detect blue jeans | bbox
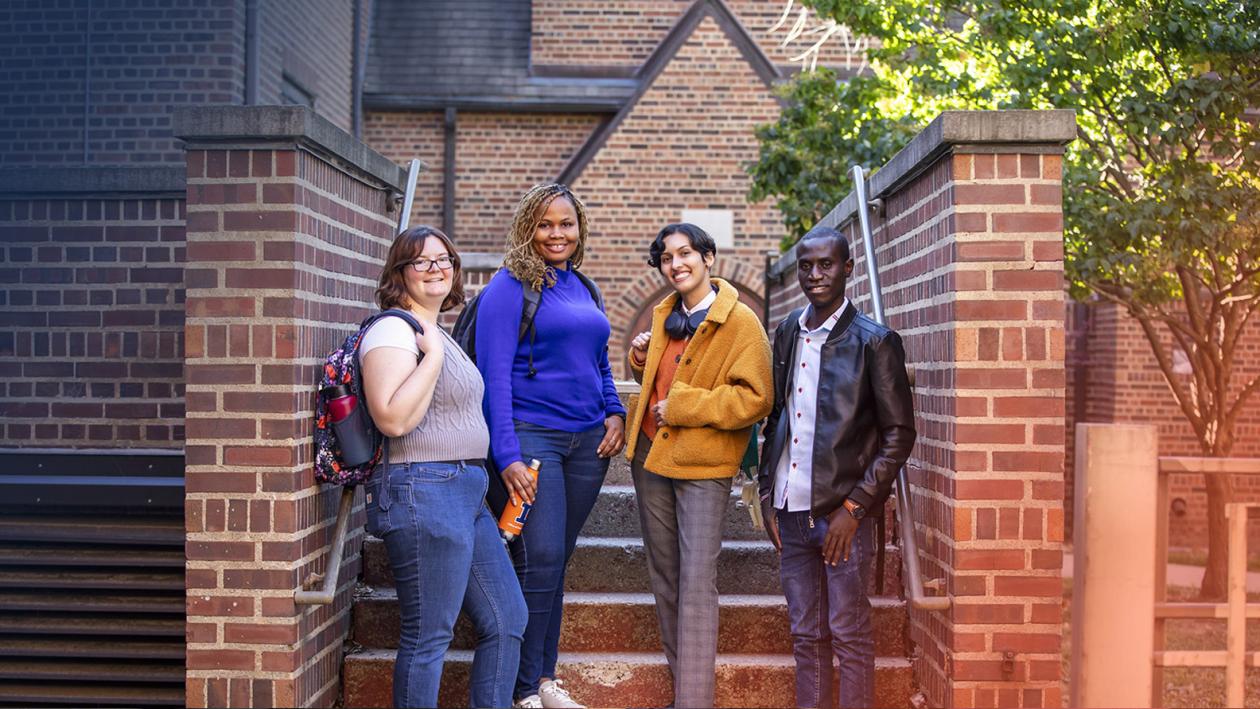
[777,509,876,709]
[366,461,527,709]
[509,420,610,700]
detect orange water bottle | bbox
[498,458,541,543]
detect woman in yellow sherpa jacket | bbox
[624,223,772,708]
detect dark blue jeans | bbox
[366,461,527,709]
[777,509,876,709]
[509,420,609,700]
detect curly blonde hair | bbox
[503,183,590,291]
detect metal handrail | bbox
[851,165,950,611]
[295,158,423,606]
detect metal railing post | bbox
[848,165,948,612]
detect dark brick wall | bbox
[0,193,187,447]
[0,0,245,166]
[0,0,364,166]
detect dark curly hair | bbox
[647,222,717,269]
[376,226,465,312]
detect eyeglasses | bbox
[406,256,455,273]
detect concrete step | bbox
[362,535,903,597]
[352,588,909,657]
[342,648,914,709]
[584,485,764,540]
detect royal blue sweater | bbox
[474,267,625,472]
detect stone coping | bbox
[0,166,186,198]
[173,105,408,190]
[767,109,1077,280]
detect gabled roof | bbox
[556,0,781,184]
[364,0,635,112]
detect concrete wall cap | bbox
[172,105,409,190]
[768,109,1077,280]
[0,166,185,197]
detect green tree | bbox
[749,0,1260,599]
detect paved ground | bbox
[1062,551,1260,592]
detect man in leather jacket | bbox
[757,226,916,709]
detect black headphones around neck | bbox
[663,286,716,340]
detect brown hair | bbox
[376,226,465,312]
[503,183,590,291]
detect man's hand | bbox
[822,506,859,566]
[596,415,626,458]
[761,498,781,552]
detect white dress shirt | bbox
[773,299,850,511]
[683,287,717,317]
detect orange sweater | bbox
[640,337,688,441]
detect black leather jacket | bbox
[757,304,916,518]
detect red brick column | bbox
[767,110,1075,709]
[176,107,405,708]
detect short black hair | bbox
[648,222,718,269]
[800,225,851,262]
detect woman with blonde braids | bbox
[474,183,626,709]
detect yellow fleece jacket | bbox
[625,278,773,479]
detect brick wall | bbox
[178,106,404,708]
[571,13,784,376]
[257,0,362,133]
[0,0,244,166]
[0,170,187,448]
[767,111,1073,709]
[455,112,603,251]
[362,111,446,229]
[530,0,863,71]
[1067,301,1260,547]
[0,0,362,167]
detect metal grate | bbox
[0,451,184,707]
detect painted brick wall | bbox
[0,191,186,447]
[530,0,863,70]
[180,108,401,708]
[0,0,244,165]
[768,128,1069,709]
[1069,301,1260,547]
[572,14,784,376]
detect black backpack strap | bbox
[574,269,605,312]
[377,308,424,334]
[520,285,542,378]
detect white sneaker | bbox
[538,679,584,709]
[514,695,543,709]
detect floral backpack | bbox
[313,309,422,486]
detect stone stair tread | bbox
[359,585,905,608]
[348,647,911,668]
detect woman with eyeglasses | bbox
[474,183,626,709]
[360,225,527,708]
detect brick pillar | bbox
[942,132,1070,709]
[176,107,406,708]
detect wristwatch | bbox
[843,498,866,520]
